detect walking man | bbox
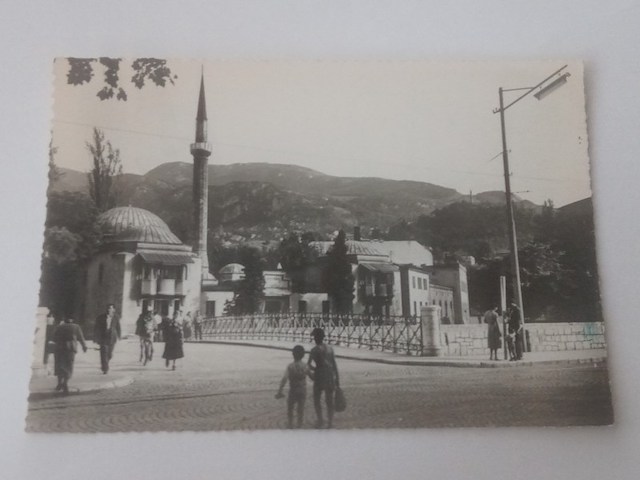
[193,311,203,341]
[94,304,121,374]
[53,317,88,394]
[508,303,524,361]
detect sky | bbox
[51,59,590,207]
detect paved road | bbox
[26,341,613,432]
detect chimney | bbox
[354,225,361,241]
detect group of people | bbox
[485,303,524,361]
[276,327,341,429]
[135,306,206,370]
[46,307,343,429]
[46,304,207,394]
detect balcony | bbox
[175,280,184,296]
[362,283,391,298]
[141,279,157,296]
[158,279,176,296]
[376,284,389,297]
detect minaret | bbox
[190,73,212,278]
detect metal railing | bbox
[199,313,423,356]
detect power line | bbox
[53,118,575,184]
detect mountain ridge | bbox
[50,162,542,242]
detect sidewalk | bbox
[29,343,136,399]
[29,338,607,398]
[191,339,608,368]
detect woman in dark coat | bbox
[53,317,88,394]
[484,307,502,361]
[162,318,184,370]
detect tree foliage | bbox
[40,191,100,318]
[66,57,176,101]
[387,198,602,323]
[277,233,317,293]
[323,230,355,313]
[231,248,266,315]
[86,128,123,213]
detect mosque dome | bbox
[218,263,245,282]
[97,206,183,245]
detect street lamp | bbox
[493,65,570,343]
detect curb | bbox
[188,340,607,368]
[28,374,135,400]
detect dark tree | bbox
[66,57,176,101]
[323,230,354,313]
[48,139,62,190]
[278,232,317,293]
[232,248,266,314]
[86,128,123,213]
[40,192,100,318]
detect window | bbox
[412,277,416,289]
[205,301,216,317]
[413,301,417,315]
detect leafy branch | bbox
[66,57,176,101]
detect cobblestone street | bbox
[26,340,613,432]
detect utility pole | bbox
[498,87,524,323]
[493,65,570,347]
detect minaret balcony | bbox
[190,142,212,155]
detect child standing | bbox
[275,345,311,429]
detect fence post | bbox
[420,306,442,357]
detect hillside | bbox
[50,162,540,242]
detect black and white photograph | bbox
[26,58,612,432]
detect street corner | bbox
[28,368,134,401]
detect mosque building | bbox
[81,75,232,336]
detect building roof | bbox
[311,240,387,258]
[359,262,399,273]
[137,250,194,266]
[98,206,183,245]
[373,240,433,267]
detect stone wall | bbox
[439,322,606,357]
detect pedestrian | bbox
[162,316,184,370]
[484,306,502,361]
[93,304,121,374]
[135,306,156,365]
[508,303,524,361]
[52,317,88,394]
[153,311,163,342]
[43,310,57,370]
[275,345,312,429]
[183,311,193,340]
[193,311,203,341]
[307,327,340,429]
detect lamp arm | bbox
[494,64,568,113]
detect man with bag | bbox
[308,328,341,429]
